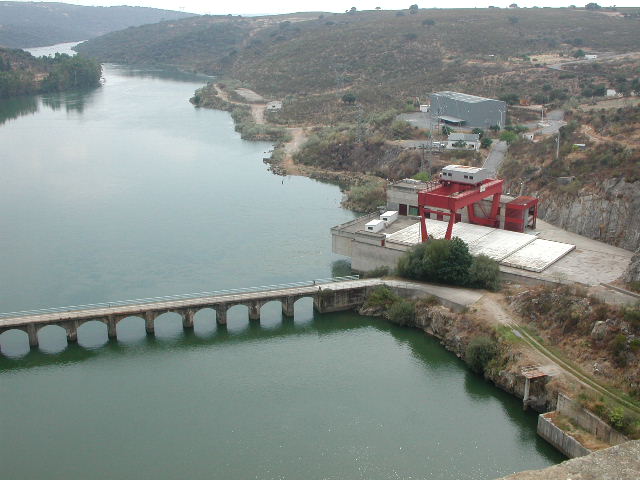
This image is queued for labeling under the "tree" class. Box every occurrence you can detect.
[500,130,518,144]
[441,125,452,135]
[499,93,519,105]
[409,4,419,13]
[509,3,519,7]
[585,2,601,9]
[397,237,472,286]
[481,137,493,149]
[348,6,357,14]
[472,127,484,138]
[466,336,499,374]
[341,93,356,104]
[489,124,501,133]
[573,49,586,58]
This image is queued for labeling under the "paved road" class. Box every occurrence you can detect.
[482,140,508,177]
[523,109,566,135]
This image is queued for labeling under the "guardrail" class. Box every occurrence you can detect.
[0,275,360,319]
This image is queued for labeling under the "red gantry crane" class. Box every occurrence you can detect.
[418,165,538,241]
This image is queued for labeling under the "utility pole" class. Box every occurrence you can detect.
[555,133,560,161]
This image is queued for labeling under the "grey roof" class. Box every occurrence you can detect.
[448,133,480,142]
[433,91,497,104]
[438,115,466,123]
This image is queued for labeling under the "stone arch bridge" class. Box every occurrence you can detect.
[0,277,381,351]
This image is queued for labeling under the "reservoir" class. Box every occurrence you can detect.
[0,45,564,479]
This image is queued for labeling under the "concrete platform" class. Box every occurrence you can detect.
[501,239,576,273]
[386,219,545,263]
[467,229,538,261]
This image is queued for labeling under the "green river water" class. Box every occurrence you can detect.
[0,43,564,479]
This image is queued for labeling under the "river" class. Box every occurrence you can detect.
[0,44,564,479]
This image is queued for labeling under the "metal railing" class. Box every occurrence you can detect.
[0,276,360,319]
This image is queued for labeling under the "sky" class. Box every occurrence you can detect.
[12,0,633,15]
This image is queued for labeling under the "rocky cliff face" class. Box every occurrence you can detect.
[536,178,640,252]
[625,249,640,283]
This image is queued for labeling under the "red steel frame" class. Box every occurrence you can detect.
[418,178,505,241]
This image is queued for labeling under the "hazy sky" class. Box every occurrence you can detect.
[15,0,631,15]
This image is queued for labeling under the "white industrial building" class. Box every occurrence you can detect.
[446,133,481,150]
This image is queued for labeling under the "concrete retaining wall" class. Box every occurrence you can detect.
[537,413,592,458]
[352,242,404,272]
[557,394,628,446]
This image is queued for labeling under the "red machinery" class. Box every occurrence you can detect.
[417,165,540,241]
[418,175,504,241]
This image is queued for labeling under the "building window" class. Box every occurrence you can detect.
[408,206,419,216]
[464,175,468,179]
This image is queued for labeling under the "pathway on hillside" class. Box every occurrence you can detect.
[477,294,640,415]
[213,83,309,175]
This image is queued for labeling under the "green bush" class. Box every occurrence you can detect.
[388,300,415,325]
[412,171,431,182]
[465,336,499,374]
[365,285,400,308]
[362,266,391,278]
[397,237,473,286]
[343,181,386,213]
[469,254,501,290]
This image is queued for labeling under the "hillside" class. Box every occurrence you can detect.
[0,47,101,98]
[77,8,640,112]
[0,1,195,48]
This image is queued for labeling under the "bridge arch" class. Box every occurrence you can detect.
[152,311,183,339]
[193,307,217,336]
[76,320,109,349]
[0,328,30,357]
[115,315,147,343]
[36,324,68,354]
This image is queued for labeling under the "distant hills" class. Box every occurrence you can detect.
[75,8,640,109]
[0,1,196,48]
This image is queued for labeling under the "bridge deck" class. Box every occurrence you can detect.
[0,279,381,329]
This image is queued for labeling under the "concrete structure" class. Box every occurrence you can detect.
[332,214,575,273]
[0,277,370,352]
[386,179,428,216]
[430,91,507,128]
[537,413,593,458]
[496,439,640,480]
[0,277,487,354]
[446,133,480,150]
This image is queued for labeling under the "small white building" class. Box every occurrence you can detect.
[441,165,491,185]
[266,101,283,111]
[419,104,430,113]
[446,133,481,151]
[606,89,617,97]
[365,219,386,233]
[380,211,399,225]
[585,54,598,60]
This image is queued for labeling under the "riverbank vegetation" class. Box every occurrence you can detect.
[0,49,101,98]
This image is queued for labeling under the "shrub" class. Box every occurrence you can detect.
[365,285,400,308]
[481,137,493,149]
[388,300,415,325]
[469,254,501,290]
[362,266,391,278]
[412,171,431,182]
[397,237,473,286]
[343,181,386,213]
[466,336,499,374]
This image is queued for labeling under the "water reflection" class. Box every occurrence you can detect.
[0,96,38,126]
